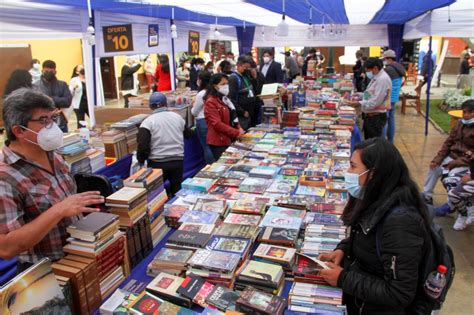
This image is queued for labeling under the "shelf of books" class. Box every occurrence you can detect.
[2,79,358,315]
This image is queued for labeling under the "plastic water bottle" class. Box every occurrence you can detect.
[78,121,90,144]
[424,265,447,299]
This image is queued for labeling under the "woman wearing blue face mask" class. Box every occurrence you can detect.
[319,138,433,314]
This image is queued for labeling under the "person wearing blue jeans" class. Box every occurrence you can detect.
[382,50,406,143]
[191,71,215,164]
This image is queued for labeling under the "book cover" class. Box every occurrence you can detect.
[253,244,296,264]
[205,285,240,311]
[178,210,219,225]
[128,291,163,315]
[178,223,215,234]
[215,224,259,239]
[146,272,184,299]
[206,236,251,257]
[231,199,266,215]
[67,212,119,238]
[106,187,147,205]
[188,249,241,273]
[193,281,215,308]
[193,199,227,215]
[239,260,283,284]
[167,230,211,248]
[224,214,261,226]
[177,274,205,301]
[236,286,286,315]
[259,227,299,244]
[259,214,303,230]
[1,258,71,315]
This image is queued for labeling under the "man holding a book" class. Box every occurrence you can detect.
[0,88,104,272]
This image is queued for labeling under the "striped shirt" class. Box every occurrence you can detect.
[0,146,77,264]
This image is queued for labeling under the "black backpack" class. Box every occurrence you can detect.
[376,207,455,313]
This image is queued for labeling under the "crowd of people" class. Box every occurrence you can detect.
[0,45,471,315]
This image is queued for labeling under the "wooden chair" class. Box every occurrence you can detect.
[400,94,421,114]
[405,63,417,85]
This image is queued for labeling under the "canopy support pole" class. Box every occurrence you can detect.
[425,36,433,136]
[170,20,177,91]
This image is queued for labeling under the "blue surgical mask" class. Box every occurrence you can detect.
[461,118,474,125]
[366,71,374,79]
[344,169,370,199]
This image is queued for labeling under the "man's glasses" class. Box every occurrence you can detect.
[29,114,61,128]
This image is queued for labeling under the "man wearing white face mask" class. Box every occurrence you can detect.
[0,89,104,271]
[259,50,284,84]
[344,57,392,139]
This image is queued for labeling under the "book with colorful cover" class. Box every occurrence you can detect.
[266,205,306,219]
[294,185,326,197]
[236,286,286,315]
[193,281,215,308]
[205,285,240,311]
[205,236,251,257]
[266,179,296,194]
[193,199,227,216]
[177,274,205,301]
[178,210,219,225]
[258,227,299,246]
[127,291,164,315]
[178,223,215,234]
[188,249,241,273]
[224,213,261,226]
[146,272,192,307]
[238,260,284,287]
[214,224,259,239]
[253,244,296,265]
[181,178,215,192]
[231,199,266,215]
[215,178,243,188]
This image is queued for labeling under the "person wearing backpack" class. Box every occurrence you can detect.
[319,138,447,314]
[228,56,258,130]
[382,49,406,143]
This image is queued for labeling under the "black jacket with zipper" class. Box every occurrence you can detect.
[336,196,430,314]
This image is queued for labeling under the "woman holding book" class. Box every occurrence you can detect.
[319,138,432,314]
[204,73,244,160]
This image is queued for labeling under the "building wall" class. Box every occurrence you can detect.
[1,38,83,83]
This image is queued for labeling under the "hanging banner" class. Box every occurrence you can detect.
[103,24,134,53]
[148,24,159,47]
[188,31,200,55]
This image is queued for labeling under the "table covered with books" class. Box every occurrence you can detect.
[1,77,359,315]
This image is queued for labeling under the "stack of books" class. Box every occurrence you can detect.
[106,187,147,227]
[125,168,170,246]
[187,249,241,288]
[181,177,215,192]
[62,212,127,300]
[146,272,193,307]
[253,243,296,276]
[112,124,139,153]
[146,247,194,277]
[101,129,128,159]
[235,260,285,294]
[287,282,346,314]
[58,134,91,174]
[281,111,300,128]
[166,229,211,251]
[87,148,106,173]
[301,213,346,257]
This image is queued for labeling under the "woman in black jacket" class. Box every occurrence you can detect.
[121,57,141,108]
[320,138,432,314]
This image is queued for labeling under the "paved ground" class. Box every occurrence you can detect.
[394,102,474,314]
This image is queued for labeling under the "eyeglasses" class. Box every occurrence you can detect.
[29,114,61,128]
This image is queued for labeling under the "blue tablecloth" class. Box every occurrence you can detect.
[0,128,360,288]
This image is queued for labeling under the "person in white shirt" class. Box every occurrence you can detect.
[344,58,392,139]
[137,92,193,197]
[69,65,89,129]
[29,59,42,86]
[191,71,215,164]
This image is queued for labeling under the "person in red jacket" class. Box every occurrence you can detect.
[154,54,172,92]
[204,73,244,160]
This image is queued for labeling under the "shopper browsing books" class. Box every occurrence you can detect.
[191,71,215,164]
[228,56,258,130]
[137,92,193,198]
[343,58,392,139]
[319,138,431,314]
[204,73,244,160]
[0,89,104,271]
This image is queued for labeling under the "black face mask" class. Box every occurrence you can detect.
[43,72,56,82]
[244,70,251,76]
[79,69,85,75]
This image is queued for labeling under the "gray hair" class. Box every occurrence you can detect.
[3,88,55,141]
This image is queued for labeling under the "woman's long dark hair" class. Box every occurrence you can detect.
[341,138,430,228]
[204,73,228,100]
[4,70,32,96]
[159,55,170,73]
[198,71,212,92]
[71,65,80,78]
